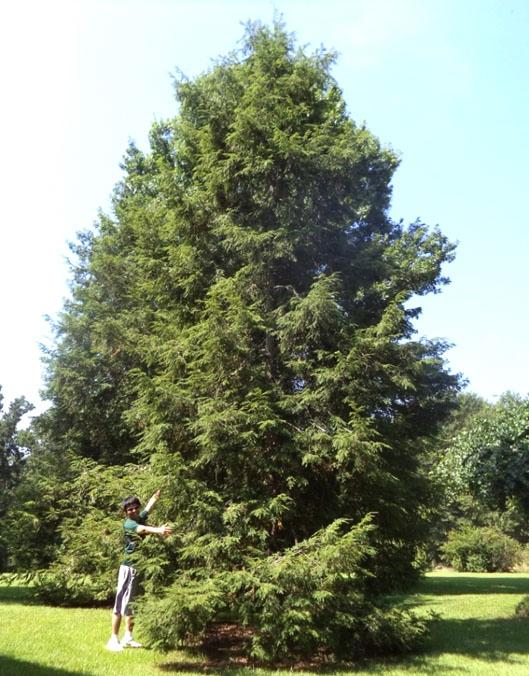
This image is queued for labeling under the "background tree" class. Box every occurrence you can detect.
[425,391,491,558]
[436,392,490,448]
[16,22,460,660]
[0,389,33,493]
[431,392,529,574]
[0,387,33,569]
[438,393,529,527]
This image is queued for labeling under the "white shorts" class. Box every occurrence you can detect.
[112,564,138,616]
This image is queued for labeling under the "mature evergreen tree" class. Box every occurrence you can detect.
[40,23,459,659]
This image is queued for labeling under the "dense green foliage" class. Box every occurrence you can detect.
[442,525,522,572]
[425,393,491,560]
[437,394,529,534]
[428,393,529,564]
[0,388,33,569]
[28,458,159,605]
[6,23,460,661]
[0,389,33,497]
[3,445,73,571]
[138,515,430,660]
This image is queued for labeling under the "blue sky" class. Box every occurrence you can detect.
[1,0,528,413]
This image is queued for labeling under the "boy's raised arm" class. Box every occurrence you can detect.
[144,489,161,513]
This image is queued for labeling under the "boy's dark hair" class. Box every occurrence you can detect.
[123,495,141,511]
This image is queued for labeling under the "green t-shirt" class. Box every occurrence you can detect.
[123,509,148,565]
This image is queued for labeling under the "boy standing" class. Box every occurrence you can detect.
[106,489,173,651]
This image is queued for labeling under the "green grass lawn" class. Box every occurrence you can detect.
[3,571,529,675]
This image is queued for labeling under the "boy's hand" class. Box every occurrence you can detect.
[159,524,173,538]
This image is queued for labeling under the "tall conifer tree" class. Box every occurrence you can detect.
[42,23,459,659]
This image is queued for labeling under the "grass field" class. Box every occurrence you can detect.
[3,571,529,675]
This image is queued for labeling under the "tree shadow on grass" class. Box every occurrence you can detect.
[157,578,529,674]
[158,614,529,674]
[156,629,462,675]
[427,615,529,659]
[0,584,33,604]
[351,616,529,675]
[414,575,529,596]
[0,655,88,676]
[157,655,464,675]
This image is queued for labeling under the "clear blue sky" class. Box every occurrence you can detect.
[1,0,528,414]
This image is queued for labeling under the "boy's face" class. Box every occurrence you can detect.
[125,503,141,519]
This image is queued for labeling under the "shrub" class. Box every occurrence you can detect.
[442,525,522,572]
[32,509,121,605]
[27,458,167,605]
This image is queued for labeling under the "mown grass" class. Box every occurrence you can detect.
[0,579,198,676]
[3,572,529,674]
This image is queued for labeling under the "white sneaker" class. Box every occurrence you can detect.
[122,637,142,648]
[106,636,123,652]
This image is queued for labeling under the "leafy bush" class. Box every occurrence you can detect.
[32,508,121,605]
[25,457,167,605]
[442,526,522,572]
[4,447,80,571]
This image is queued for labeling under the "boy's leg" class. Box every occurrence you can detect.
[107,613,123,651]
[112,612,122,636]
[122,615,142,647]
[107,565,130,651]
[122,571,142,648]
